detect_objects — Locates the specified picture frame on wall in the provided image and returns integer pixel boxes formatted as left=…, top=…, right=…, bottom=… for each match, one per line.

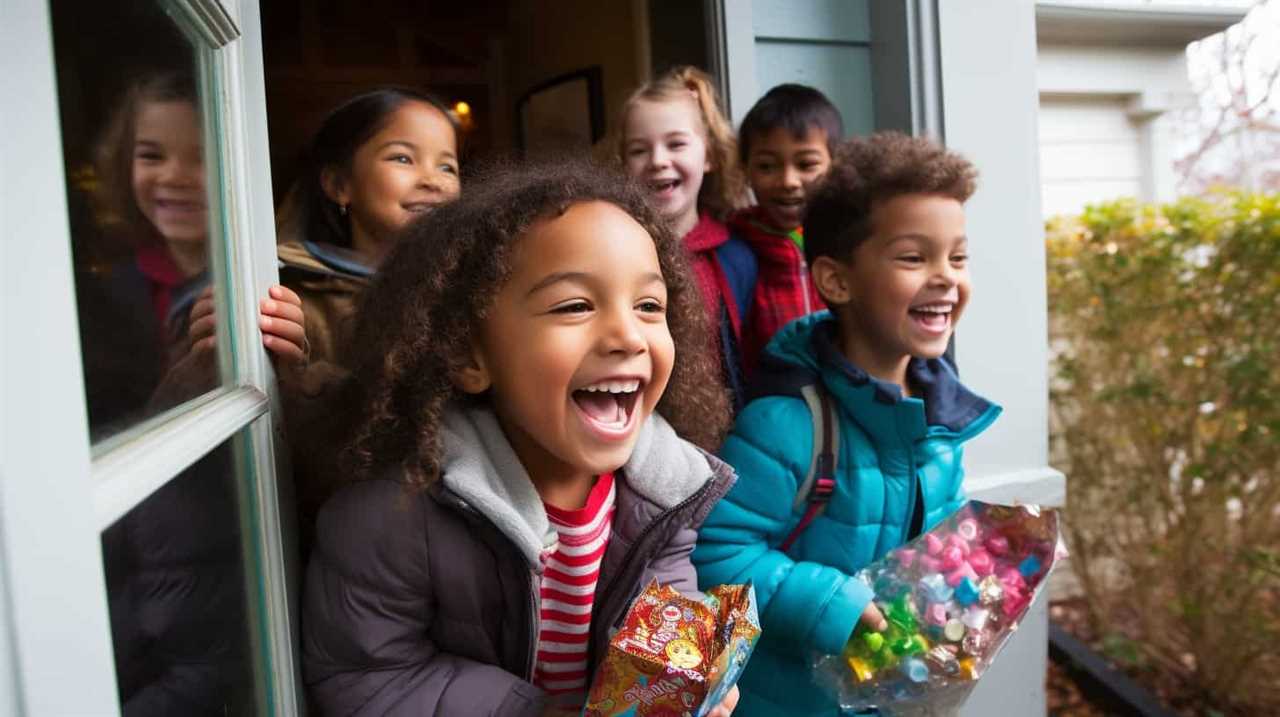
left=515, top=66, right=605, bottom=156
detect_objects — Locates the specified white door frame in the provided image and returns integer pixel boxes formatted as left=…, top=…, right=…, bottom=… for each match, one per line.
left=1, top=1, right=121, bottom=710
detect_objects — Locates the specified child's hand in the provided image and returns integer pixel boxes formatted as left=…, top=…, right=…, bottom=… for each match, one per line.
left=187, top=286, right=217, bottom=354
left=859, top=602, right=888, bottom=633
left=185, top=285, right=307, bottom=365
left=260, top=284, right=308, bottom=365
left=702, top=685, right=740, bottom=717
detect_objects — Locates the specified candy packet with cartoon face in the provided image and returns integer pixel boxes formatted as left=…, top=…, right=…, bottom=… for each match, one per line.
left=582, top=580, right=760, bottom=717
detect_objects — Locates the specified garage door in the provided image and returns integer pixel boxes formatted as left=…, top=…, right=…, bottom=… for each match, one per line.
left=1039, top=95, right=1143, bottom=218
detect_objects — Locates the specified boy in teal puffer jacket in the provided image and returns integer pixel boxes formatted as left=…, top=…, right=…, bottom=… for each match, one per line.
left=692, top=132, right=1002, bottom=717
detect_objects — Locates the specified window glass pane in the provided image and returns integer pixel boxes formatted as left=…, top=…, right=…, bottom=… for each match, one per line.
left=49, top=1, right=234, bottom=445
left=101, top=428, right=267, bottom=715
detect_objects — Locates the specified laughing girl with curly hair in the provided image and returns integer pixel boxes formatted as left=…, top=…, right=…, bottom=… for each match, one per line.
left=302, top=157, right=740, bottom=716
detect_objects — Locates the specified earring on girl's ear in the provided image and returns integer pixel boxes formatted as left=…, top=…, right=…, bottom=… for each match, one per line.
left=339, top=203, right=348, bottom=216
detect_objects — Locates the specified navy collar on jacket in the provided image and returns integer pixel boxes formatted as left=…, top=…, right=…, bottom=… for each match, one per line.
left=809, top=319, right=993, bottom=433
left=303, top=240, right=375, bottom=279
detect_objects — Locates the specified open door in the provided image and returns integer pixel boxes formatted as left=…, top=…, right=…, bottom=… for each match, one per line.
left=1, top=0, right=300, bottom=713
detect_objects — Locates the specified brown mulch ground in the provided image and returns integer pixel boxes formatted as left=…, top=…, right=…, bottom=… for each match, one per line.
left=1045, top=597, right=1259, bottom=717
left=1047, top=658, right=1109, bottom=717
left=1046, top=599, right=1109, bottom=717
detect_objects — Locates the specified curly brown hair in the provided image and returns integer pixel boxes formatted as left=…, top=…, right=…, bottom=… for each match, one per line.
left=804, top=131, right=978, bottom=266
left=342, top=156, right=731, bottom=488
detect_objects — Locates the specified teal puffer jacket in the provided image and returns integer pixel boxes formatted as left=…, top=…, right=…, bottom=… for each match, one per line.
left=692, top=312, right=1001, bottom=717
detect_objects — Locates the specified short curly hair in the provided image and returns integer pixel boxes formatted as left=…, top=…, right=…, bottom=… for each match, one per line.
left=341, top=156, right=731, bottom=489
left=804, top=132, right=978, bottom=266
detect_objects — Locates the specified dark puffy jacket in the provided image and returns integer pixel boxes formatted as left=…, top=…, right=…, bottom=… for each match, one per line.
left=102, top=447, right=255, bottom=716
left=303, top=408, right=736, bottom=716
left=74, top=256, right=211, bottom=440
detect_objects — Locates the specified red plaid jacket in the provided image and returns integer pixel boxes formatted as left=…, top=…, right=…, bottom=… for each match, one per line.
left=729, top=207, right=826, bottom=377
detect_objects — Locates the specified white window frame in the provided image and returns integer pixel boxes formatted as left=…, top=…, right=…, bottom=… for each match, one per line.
left=0, top=0, right=298, bottom=713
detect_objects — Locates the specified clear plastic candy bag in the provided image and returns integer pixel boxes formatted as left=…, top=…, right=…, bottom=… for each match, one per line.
left=814, top=501, right=1067, bottom=716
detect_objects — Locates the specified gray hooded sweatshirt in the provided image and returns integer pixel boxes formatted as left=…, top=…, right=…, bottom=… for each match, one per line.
left=303, top=407, right=735, bottom=716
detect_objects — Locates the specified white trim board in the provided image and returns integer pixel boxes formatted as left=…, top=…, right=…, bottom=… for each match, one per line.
left=0, top=0, right=122, bottom=711
left=93, top=387, right=269, bottom=531
left=966, top=466, right=1067, bottom=509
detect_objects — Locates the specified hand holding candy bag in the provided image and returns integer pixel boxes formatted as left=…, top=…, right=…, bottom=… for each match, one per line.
left=814, top=501, right=1066, bottom=716
left=582, top=580, right=760, bottom=717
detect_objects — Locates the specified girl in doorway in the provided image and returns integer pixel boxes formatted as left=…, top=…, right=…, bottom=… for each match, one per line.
left=302, top=158, right=739, bottom=717
left=618, top=66, right=755, bottom=409
left=274, top=89, right=461, bottom=545
left=276, top=88, right=461, bottom=368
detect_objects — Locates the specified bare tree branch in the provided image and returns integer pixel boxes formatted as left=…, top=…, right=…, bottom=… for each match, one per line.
left=1178, top=1, right=1280, bottom=193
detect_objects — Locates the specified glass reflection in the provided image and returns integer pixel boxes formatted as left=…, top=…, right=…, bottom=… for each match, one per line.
left=74, top=71, right=223, bottom=442
left=50, top=0, right=229, bottom=443
left=100, top=434, right=258, bottom=716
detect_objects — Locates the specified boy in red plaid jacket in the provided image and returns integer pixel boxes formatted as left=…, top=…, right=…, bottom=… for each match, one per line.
left=732, top=84, right=843, bottom=376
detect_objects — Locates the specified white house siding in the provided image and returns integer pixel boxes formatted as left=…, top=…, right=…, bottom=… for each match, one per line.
left=1037, top=43, right=1192, bottom=96
left=1039, top=94, right=1144, bottom=217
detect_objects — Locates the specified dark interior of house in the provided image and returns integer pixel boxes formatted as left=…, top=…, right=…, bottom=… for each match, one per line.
left=260, top=0, right=714, bottom=203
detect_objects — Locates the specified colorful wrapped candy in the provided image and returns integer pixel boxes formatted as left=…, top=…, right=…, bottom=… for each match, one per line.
left=582, top=580, right=761, bottom=717
left=814, top=501, right=1066, bottom=716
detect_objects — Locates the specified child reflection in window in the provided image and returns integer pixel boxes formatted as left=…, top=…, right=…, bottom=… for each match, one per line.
left=80, top=71, right=306, bottom=437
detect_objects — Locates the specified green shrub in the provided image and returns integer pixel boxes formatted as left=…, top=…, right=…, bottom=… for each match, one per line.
left=1047, top=192, right=1280, bottom=713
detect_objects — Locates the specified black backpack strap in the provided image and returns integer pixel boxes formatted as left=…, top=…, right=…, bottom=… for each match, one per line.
left=779, top=382, right=840, bottom=553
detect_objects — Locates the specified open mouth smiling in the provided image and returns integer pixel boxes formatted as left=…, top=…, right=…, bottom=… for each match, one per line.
left=571, top=378, right=645, bottom=439
left=649, top=178, right=680, bottom=197
left=908, top=302, right=954, bottom=333
left=154, top=198, right=205, bottom=212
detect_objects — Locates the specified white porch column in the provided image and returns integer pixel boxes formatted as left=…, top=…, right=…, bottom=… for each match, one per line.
left=1128, top=90, right=1182, bottom=203
left=937, top=1, right=1065, bottom=715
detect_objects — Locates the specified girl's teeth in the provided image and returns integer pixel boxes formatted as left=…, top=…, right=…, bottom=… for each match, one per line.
left=581, top=380, right=640, bottom=393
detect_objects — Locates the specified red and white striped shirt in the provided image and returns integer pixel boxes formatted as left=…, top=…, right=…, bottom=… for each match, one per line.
left=533, top=472, right=617, bottom=706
